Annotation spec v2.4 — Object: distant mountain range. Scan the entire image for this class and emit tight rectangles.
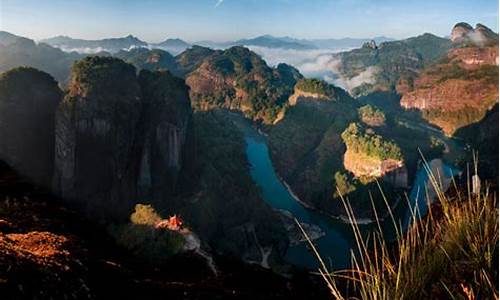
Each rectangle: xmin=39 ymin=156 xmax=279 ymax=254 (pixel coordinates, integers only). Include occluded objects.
xmin=150 ymin=38 xmax=192 ymax=55
xmin=39 ymin=35 xmax=147 ymax=53
xmin=196 ymin=35 xmax=395 ymax=50
xmin=37 ymin=33 xmax=395 ymax=55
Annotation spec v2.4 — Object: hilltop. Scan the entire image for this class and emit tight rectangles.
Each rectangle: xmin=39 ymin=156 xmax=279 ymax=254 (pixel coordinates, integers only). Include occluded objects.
xmin=331 ymin=33 xmax=452 ymax=96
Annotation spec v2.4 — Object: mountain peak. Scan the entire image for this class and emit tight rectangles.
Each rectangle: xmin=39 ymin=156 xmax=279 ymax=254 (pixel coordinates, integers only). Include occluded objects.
xmin=451 ymin=22 xmax=498 ymax=46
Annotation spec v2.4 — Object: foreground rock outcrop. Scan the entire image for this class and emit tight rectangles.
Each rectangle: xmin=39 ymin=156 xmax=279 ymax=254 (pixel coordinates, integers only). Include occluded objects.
xmin=0 ymin=161 xmax=327 ymax=300
xmin=0 ymin=67 xmax=62 ymax=187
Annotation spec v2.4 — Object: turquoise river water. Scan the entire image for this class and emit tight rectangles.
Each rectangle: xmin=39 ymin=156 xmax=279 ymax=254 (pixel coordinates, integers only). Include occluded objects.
xmin=234 ymin=116 xmax=458 ymax=270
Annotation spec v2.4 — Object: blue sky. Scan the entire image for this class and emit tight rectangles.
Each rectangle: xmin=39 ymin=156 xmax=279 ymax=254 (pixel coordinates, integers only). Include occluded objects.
xmin=0 ymin=0 xmax=498 ymax=42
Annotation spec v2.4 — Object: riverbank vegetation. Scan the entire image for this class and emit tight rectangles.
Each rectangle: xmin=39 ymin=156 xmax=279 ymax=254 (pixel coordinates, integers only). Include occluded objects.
xmin=303 ymin=159 xmax=499 ymax=299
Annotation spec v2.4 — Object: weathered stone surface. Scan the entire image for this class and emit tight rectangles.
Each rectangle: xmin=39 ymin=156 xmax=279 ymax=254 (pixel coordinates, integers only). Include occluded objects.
xmin=53 ymin=56 xmax=142 ymax=220
xmin=137 ymin=70 xmax=192 ymax=201
xmin=400 ymin=24 xmax=499 ymax=135
xmin=343 ymin=149 xmax=406 ymax=185
xmin=0 ymin=67 xmax=61 ymax=187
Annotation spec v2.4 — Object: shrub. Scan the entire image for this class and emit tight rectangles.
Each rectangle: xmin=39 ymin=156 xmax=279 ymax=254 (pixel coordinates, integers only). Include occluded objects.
xmin=295 ymin=78 xmax=336 ymax=97
xmin=130 ymin=203 xmax=161 ymax=226
xmin=358 ymin=104 xmax=385 ymax=126
xmin=112 ymin=204 xmax=184 ymax=263
xmin=341 ymin=122 xmax=403 ymax=161
xmin=333 ymin=171 xmax=356 ymax=197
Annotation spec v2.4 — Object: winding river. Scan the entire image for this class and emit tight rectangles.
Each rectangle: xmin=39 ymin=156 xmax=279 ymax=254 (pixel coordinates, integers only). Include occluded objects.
xmin=233 ymin=114 xmax=459 ymax=270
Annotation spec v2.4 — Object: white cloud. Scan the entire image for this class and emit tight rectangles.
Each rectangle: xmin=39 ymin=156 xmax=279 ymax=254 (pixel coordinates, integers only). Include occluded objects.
xmin=467 ymin=30 xmax=488 ymax=47
xmin=246 ymin=45 xmax=377 ymax=92
xmin=215 ymin=0 xmax=224 ymax=7
xmin=246 ymin=45 xmax=347 ymax=79
xmin=334 ymin=66 xmax=379 ymax=91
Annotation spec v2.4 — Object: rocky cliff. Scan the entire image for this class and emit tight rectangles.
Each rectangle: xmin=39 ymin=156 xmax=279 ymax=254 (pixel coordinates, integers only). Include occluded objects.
xmin=331 ymin=33 xmax=452 ymax=96
xmin=137 ymin=69 xmax=192 ymax=203
xmin=0 ymin=68 xmax=62 ymax=187
xmin=185 ymin=46 xmax=302 ymax=124
xmin=52 ymin=57 xmax=193 ymax=221
xmin=450 ymin=23 xmax=499 ymax=47
xmin=53 ymin=56 xmax=143 ymax=220
xmin=343 ymin=150 xmax=408 ymax=188
xmin=341 ymin=122 xmax=407 ymax=186
xmin=400 ymin=23 xmax=499 ymax=135
xmin=268 ymin=80 xmax=358 ymax=215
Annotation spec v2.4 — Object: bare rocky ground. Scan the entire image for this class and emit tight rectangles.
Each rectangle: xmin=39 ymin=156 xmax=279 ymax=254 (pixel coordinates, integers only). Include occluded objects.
xmin=0 ymin=161 xmax=329 ymax=300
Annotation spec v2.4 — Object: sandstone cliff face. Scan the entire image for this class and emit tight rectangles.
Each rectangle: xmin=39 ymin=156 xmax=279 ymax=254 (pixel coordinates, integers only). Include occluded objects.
xmin=343 ymin=149 xmax=407 ymax=188
xmin=288 ymin=88 xmax=331 ymax=106
xmin=448 ymin=46 xmax=499 ymax=68
xmin=400 ymin=77 xmax=497 ymax=111
xmin=399 ymin=56 xmax=498 ymax=135
xmin=53 ymin=57 xmax=143 ymax=220
xmin=137 ymin=70 xmax=192 ymax=202
xmin=52 ymin=57 xmax=193 ymax=220
xmin=0 ymin=67 xmax=62 ymax=187
xmin=400 ymin=23 xmax=499 ymax=135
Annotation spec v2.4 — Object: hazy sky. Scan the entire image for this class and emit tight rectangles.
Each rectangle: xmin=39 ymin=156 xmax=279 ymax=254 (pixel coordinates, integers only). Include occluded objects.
xmin=0 ymin=0 xmax=498 ymax=42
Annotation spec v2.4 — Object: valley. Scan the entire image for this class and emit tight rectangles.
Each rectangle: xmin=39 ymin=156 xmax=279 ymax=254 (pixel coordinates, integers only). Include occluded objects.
xmin=0 ymin=16 xmax=497 ymax=299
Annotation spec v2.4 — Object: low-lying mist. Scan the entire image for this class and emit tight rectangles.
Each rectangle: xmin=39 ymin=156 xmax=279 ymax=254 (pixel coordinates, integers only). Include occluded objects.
xmin=247 ymin=46 xmax=378 ymax=92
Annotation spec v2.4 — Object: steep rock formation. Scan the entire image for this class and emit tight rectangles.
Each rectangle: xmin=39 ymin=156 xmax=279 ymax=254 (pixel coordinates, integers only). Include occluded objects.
xmin=53 ymin=57 xmax=142 ymax=220
xmin=341 ymin=122 xmax=407 ymax=187
xmin=343 ymin=150 xmax=407 ymax=188
xmin=268 ymin=81 xmax=358 ymax=214
xmin=137 ymin=70 xmax=192 ymax=202
xmin=400 ymin=23 xmax=499 ymax=135
xmin=451 ymin=23 xmax=499 ymax=47
xmin=450 ymin=23 xmax=475 ymax=44
xmin=0 ymin=67 xmax=62 ymax=187
xmin=332 ymin=33 xmax=451 ymax=96
xmin=185 ymin=46 xmax=302 ymax=124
